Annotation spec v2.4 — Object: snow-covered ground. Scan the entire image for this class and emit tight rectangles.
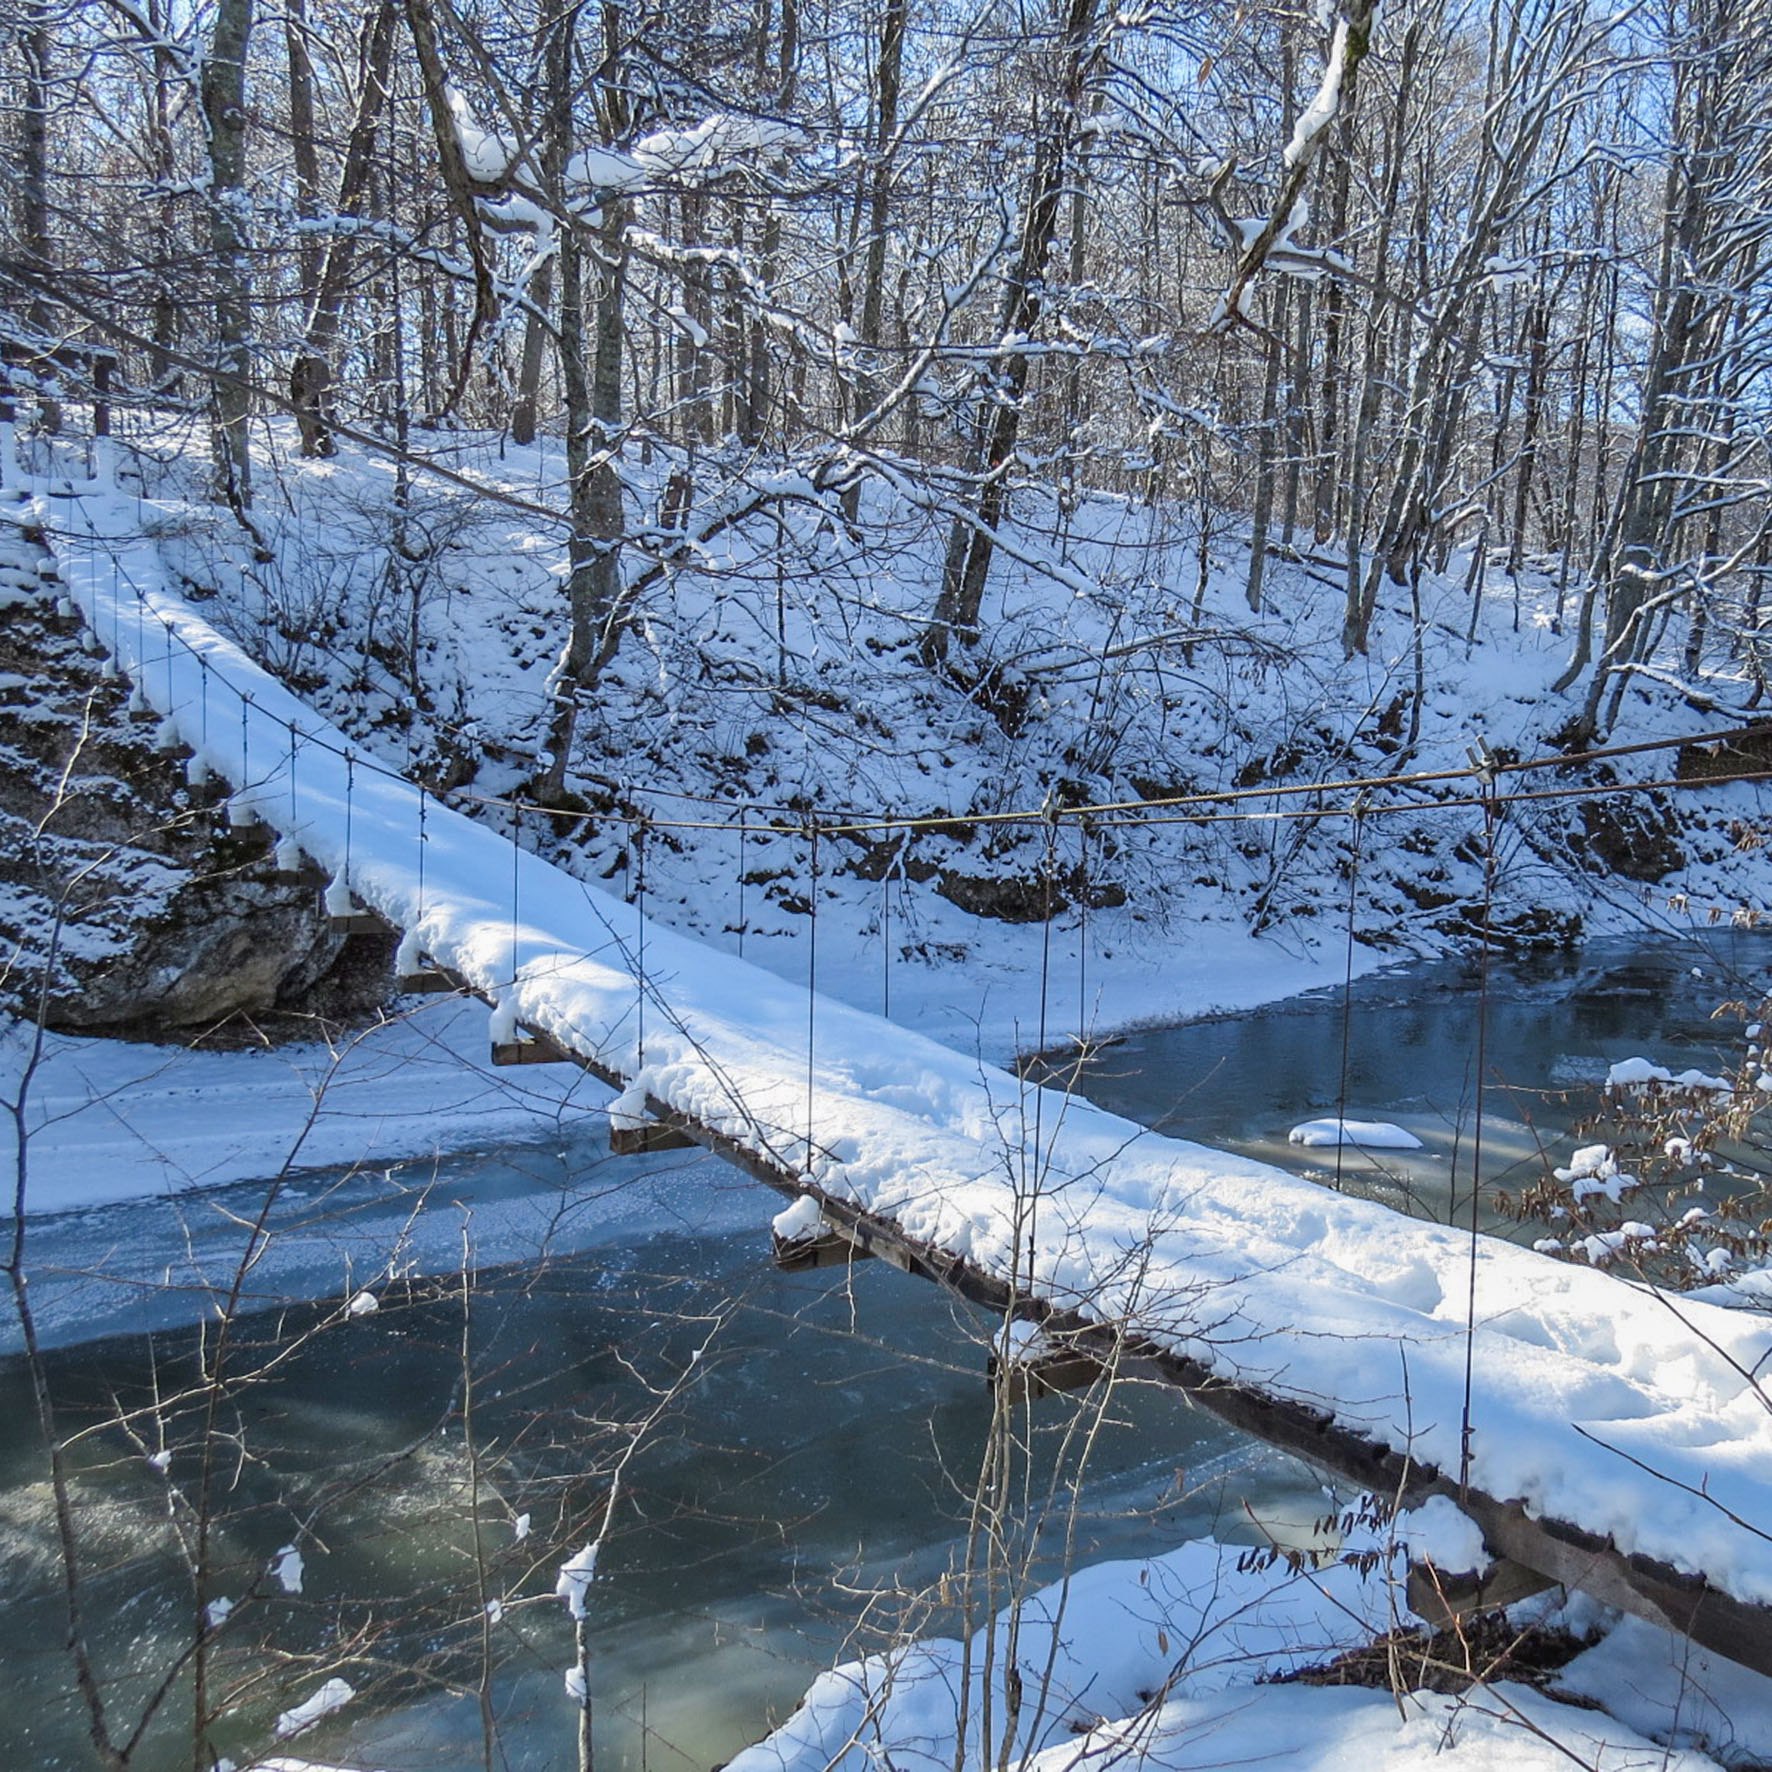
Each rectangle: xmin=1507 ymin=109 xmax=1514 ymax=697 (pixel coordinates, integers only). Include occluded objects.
xmin=4 ymin=996 xmax=598 ymax=1214
xmin=721 ymin=1531 xmax=1772 ymax=1772
xmin=60 ymin=418 xmax=1772 ymax=1009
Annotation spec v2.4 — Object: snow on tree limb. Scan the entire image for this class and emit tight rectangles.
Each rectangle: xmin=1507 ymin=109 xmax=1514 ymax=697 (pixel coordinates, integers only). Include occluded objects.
xmin=1207 ymin=0 xmax=1376 ymax=332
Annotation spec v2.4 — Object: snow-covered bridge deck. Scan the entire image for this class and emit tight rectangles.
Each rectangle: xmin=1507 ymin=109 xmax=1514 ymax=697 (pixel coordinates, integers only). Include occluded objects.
xmin=39 ymin=481 xmax=1772 ymax=1676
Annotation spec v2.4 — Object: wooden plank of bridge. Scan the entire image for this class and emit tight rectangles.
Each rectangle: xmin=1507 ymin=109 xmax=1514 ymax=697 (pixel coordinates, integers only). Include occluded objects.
xmin=330 ymin=910 xmax=390 ymax=935
xmin=397 ymin=956 xmax=466 ymax=994
xmin=321 ymin=889 xmax=391 ymax=935
xmin=398 ymin=969 xmax=462 ymax=994
xmin=772 ymin=1224 xmax=875 ymax=1271
xmin=272 ymin=858 xmax=329 ymax=888
xmin=988 ymin=1334 xmax=1105 ymax=1404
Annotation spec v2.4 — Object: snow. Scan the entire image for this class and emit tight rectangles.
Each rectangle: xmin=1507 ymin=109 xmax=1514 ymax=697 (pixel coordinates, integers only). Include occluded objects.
xmin=1556 ymin=1143 xmax=1637 ymax=1202
xmin=725 ymin=1531 xmax=1400 ymax=1772
xmin=345 ymin=1289 xmax=378 ymax=1316
xmin=272 ymin=1544 xmax=305 ymax=1594
xmin=632 ymin=114 xmax=802 ymax=175
xmin=1285 ymin=18 xmax=1352 ymax=169
xmin=606 ymin=1080 xmax=651 ymax=1131
xmin=1046 ymin=1683 xmax=1722 ymax=1772
xmin=273 ymin=1677 xmax=354 ymax=1739
xmin=446 ymin=88 xmax=516 ymax=182
xmin=1607 ymin=1056 xmax=1730 ymax=1092
xmin=556 ymin=1543 xmax=600 ymax=1618
xmin=39 ymin=479 xmax=1772 ymax=1623
xmin=998 ymin=1314 xmax=1050 ymax=1362
xmin=566 ymin=144 xmax=646 ymax=193
xmin=725 ymin=1527 xmax=1727 ymax=1772
xmin=1289 ymin=1117 xmax=1424 ymax=1149
xmin=771 ymin=1192 xmax=824 ymax=1242
xmin=1394 ymin=1495 xmax=1491 ymax=1575
xmin=259 ymin=1762 xmax=387 ymax=1772
xmin=1556 ymin=1614 xmax=1772 ymax=1766
xmin=0 ymin=995 xmax=593 ymax=1219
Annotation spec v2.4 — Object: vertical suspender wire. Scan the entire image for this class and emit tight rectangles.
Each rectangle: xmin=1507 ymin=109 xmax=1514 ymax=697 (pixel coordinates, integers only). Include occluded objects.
xmin=240 ymin=693 xmax=252 ymax=800
xmin=1076 ymin=818 xmax=1091 ymax=1053
xmin=416 ymin=788 xmax=427 ymax=929
xmin=104 ymin=503 xmax=119 ymax=669
xmin=737 ymin=809 xmax=748 ymax=958
xmin=805 ymin=821 xmax=819 ymax=1174
xmin=1027 ymin=809 xmax=1059 ymax=1296
xmin=881 ymin=827 xmax=893 ymax=1020
xmin=509 ymin=800 xmax=521 ymax=991
xmin=1458 ymin=778 xmax=1499 ymax=1502
xmin=344 ymin=753 xmax=356 ymax=882
xmin=1333 ymin=800 xmax=1366 ymax=1194
xmin=287 ymin=725 xmax=298 ymax=829
xmin=635 ymin=817 xmax=647 ymax=1070
xmin=163 ymin=618 xmax=175 ymax=710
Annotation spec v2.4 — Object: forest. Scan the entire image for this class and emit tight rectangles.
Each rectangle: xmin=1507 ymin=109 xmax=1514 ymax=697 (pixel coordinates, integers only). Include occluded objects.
xmin=8 ymin=0 xmax=1771 ymax=745
xmin=5 ymin=0 xmax=1772 ymax=1770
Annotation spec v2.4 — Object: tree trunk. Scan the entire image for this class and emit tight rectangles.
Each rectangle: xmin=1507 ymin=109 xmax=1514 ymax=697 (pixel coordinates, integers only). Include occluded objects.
xmin=18 ymin=3 xmax=59 ymax=429
xmin=202 ymin=0 xmax=255 ymax=507
xmin=513 ymin=5 xmax=577 ymax=448
xmin=922 ymin=0 xmax=1100 ymax=671
xmin=854 ymin=0 xmax=905 ymax=425
xmin=285 ymin=0 xmax=323 ymax=318
xmin=540 ymin=201 xmax=630 ymax=794
xmin=292 ymin=0 xmax=399 ymax=456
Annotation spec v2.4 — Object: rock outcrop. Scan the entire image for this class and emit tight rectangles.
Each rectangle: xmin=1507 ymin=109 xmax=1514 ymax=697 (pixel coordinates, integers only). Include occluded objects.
xmin=0 ymin=521 xmax=390 ymax=1039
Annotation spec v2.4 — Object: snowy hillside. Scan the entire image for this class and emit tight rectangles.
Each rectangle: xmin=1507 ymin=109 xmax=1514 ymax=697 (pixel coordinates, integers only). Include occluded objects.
xmin=110 ymin=419 xmax=1772 ymax=1037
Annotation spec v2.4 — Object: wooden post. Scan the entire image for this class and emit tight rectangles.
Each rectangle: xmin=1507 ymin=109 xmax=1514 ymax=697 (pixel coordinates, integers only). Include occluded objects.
xmin=92 ymin=352 xmax=112 ymax=438
xmin=491 ymin=1029 xmax=574 ymax=1066
xmin=772 ymin=1226 xmax=875 ymax=1270
xmin=1406 ymin=1558 xmax=1556 ymax=1628
xmin=396 ymin=959 xmax=465 ymax=994
xmin=610 ymin=1120 xmax=697 ymax=1155
xmin=987 ymin=1330 xmax=1105 ymax=1404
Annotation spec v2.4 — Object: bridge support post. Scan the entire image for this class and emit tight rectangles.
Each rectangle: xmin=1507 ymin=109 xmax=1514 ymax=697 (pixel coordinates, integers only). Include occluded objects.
xmin=1405 ymin=1557 xmax=1556 ymax=1628
xmin=987 ymin=1323 xmax=1106 ymax=1404
xmin=491 ymin=1029 xmax=574 ymax=1066
xmin=611 ymin=1120 xmax=698 ymax=1155
xmin=397 ymin=956 xmax=465 ymax=994
xmin=771 ymin=1195 xmax=877 ymax=1270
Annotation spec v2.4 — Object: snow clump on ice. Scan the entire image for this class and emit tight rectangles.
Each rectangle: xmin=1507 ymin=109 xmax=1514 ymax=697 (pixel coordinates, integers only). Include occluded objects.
xmin=273 ymin=1676 xmax=354 ymax=1739
xmin=1288 ymin=1118 xmax=1423 ymax=1150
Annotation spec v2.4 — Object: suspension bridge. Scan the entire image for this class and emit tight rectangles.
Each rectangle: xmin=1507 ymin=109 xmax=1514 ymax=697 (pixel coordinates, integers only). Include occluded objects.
xmin=19 ymin=467 xmax=1772 ymax=1680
